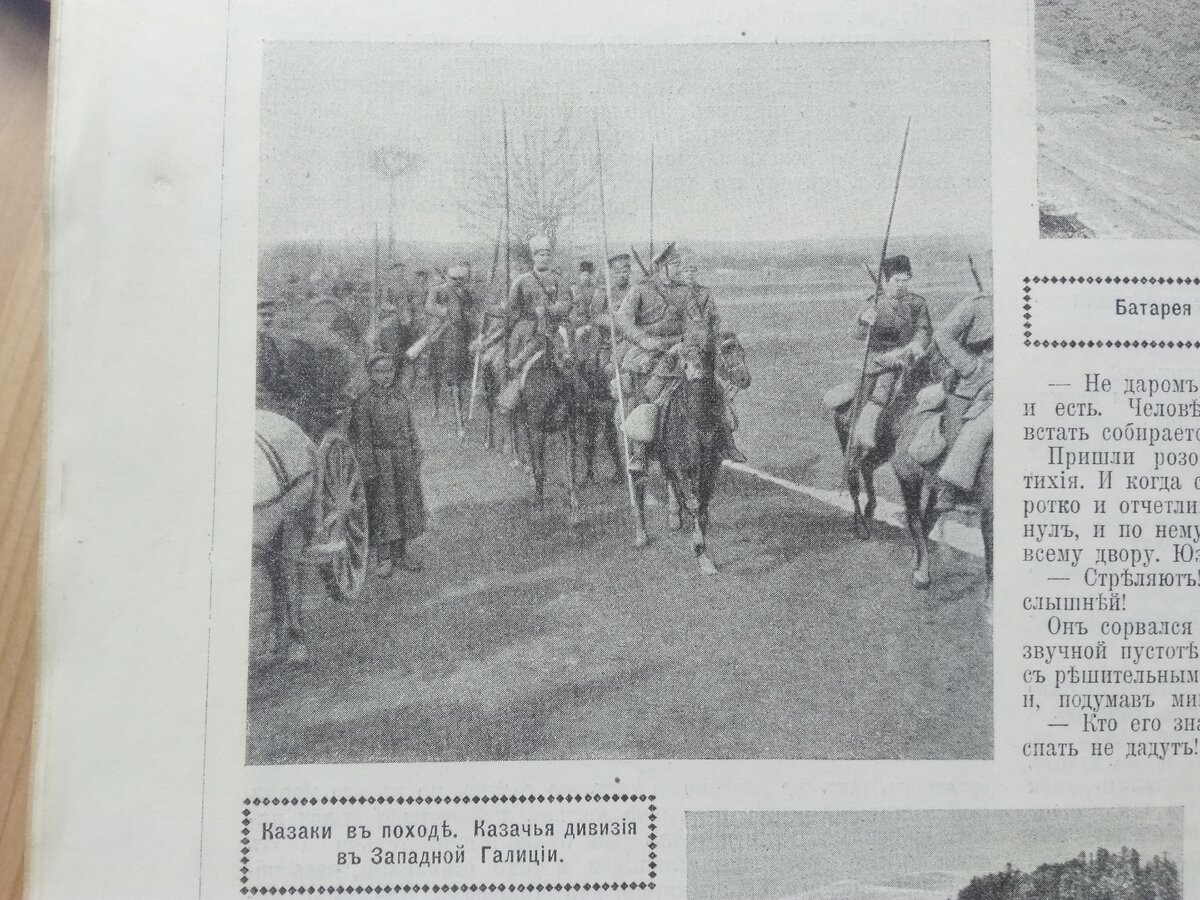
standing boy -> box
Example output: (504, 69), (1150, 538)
(351, 353), (427, 577)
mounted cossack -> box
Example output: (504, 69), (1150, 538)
(497, 234), (575, 413)
(423, 262), (491, 439)
(614, 244), (745, 473)
(824, 253), (932, 459)
(930, 289), (993, 510)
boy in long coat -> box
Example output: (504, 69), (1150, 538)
(351, 353), (427, 577)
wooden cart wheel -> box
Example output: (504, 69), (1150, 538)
(315, 431), (369, 602)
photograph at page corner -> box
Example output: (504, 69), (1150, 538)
(687, 807), (1183, 900)
(1036, 0), (1200, 239)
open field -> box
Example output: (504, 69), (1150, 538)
(247, 253), (992, 763)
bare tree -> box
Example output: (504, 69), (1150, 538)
(458, 101), (598, 253)
(370, 146), (425, 260)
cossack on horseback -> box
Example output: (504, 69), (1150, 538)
(500, 235), (575, 410)
(615, 244), (743, 472)
(425, 262), (495, 437)
(825, 253), (931, 457)
(932, 289), (993, 511)
(577, 252), (632, 376)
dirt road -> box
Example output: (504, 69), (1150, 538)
(1038, 46), (1200, 239)
(247, 394), (992, 764)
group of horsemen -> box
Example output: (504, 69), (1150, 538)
(424, 237), (738, 474)
(418, 238), (992, 507)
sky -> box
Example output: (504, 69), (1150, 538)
(686, 807), (1184, 900)
(259, 41), (991, 247)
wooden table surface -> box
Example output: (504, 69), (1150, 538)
(0, 1), (48, 897)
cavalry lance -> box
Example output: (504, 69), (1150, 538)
(405, 264), (452, 360)
(468, 219), (504, 420)
(501, 102), (520, 456)
(630, 245), (650, 279)
(648, 141), (655, 262)
(371, 222), (381, 348)
(967, 253), (984, 293)
(595, 117), (639, 511)
(843, 116), (912, 488)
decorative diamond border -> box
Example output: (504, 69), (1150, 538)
(241, 794), (657, 895)
(1024, 276), (1200, 348)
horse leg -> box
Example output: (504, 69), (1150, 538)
(263, 538), (287, 659)
(581, 407), (597, 482)
(900, 475), (931, 590)
(508, 411), (524, 469)
(520, 413), (534, 474)
(483, 399), (494, 450)
(605, 413), (624, 484)
(981, 500), (994, 582)
(566, 417), (581, 525)
(836, 409), (870, 539)
(452, 384), (466, 442)
(278, 513), (310, 664)
(848, 465), (871, 540)
(666, 480), (683, 531)
(429, 360), (441, 421)
(531, 426), (547, 507)
(862, 455), (879, 523)
(632, 474), (649, 547)
(694, 499), (717, 576)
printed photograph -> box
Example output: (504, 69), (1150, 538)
(687, 807), (1183, 900)
(249, 41), (994, 763)
(1037, 0), (1200, 238)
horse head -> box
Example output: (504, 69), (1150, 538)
(679, 344), (707, 382)
(550, 324), (576, 372)
(891, 344), (940, 401)
(717, 331), (751, 390)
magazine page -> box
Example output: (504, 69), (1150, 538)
(29, 0), (1198, 897)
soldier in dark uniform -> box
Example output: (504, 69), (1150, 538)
(615, 243), (692, 472)
(256, 297), (296, 418)
(589, 252), (633, 371)
(377, 296), (421, 394)
(571, 260), (596, 325)
(351, 353), (426, 577)
(425, 263), (482, 437)
(827, 254), (932, 458)
(675, 249), (747, 464)
(503, 234), (574, 388)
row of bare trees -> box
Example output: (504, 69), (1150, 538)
(455, 103), (598, 251)
(368, 101), (599, 260)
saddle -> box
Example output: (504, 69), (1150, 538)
(496, 348), (547, 413)
(915, 382), (946, 413)
(909, 411), (946, 466)
(906, 384), (948, 466)
(620, 371), (685, 444)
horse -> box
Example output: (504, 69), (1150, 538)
(832, 351), (993, 588)
(514, 328), (581, 521)
(631, 331), (750, 575)
(253, 317), (368, 663)
(253, 410), (318, 665)
(893, 381), (993, 589)
(573, 324), (624, 484)
(426, 323), (470, 441)
(472, 327), (517, 455)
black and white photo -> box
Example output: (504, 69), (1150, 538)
(249, 40), (994, 763)
(1036, 0), (1200, 239)
(687, 807), (1184, 900)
